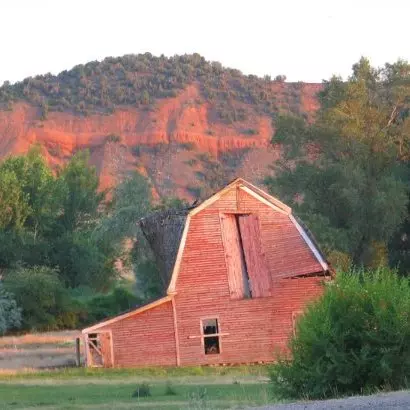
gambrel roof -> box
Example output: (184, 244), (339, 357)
(166, 178), (328, 294)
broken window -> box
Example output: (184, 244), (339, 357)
(202, 318), (220, 355)
(220, 213), (271, 299)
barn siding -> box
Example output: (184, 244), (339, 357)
(97, 301), (176, 367)
(174, 188), (326, 365)
(84, 183), (328, 368)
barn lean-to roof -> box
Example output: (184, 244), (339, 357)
(82, 178), (329, 333)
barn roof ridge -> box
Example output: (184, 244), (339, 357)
(189, 178), (292, 216)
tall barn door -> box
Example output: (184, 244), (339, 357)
(237, 214), (271, 297)
(87, 332), (114, 368)
(220, 213), (249, 299)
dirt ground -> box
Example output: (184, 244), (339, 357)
(0, 330), (82, 372)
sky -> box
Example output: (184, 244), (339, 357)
(2, 0), (410, 84)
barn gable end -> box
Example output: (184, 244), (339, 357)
(168, 178), (328, 295)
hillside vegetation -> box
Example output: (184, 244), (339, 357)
(0, 53), (310, 120)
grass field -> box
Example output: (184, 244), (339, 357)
(0, 331), (276, 409)
(0, 366), (275, 409)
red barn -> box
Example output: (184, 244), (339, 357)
(82, 178), (331, 367)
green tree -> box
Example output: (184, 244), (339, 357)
(3, 266), (73, 330)
(48, 231), (115, 290)
(0, 170), (30, 231)
(56, 151), (104, 233)
(267, 58), (410, 266)
(0, 283), (21, 335)
(0, 146), (60, 239)
(101, 172), (151, 240)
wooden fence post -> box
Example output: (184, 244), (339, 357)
(75, 337), (81, 367)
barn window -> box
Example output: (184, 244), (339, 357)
(202, 318), (220, 355)
(220, 213), (271, 299)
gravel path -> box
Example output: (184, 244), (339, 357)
(255, 390), (410, 410)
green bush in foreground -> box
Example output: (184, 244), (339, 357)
(271, 268), (410, 399)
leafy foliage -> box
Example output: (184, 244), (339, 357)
(267, 58), (410, 266)
(132, 383), (151, 398)
(0, 283), (21, 335)
(97, 172), (151, 243)
(56, 150), (104, 233)
(3, 266), (74, 331)
(0, 168), (31, 231)
(0, 146), (58, 237)
(271, 268), (410, 399)
(48, 231), (114, 289)
(78, 286), (142, 325)
(0, 53), (304, 120)
(0, 148), (126, 331)
(0, 147), (116, 287)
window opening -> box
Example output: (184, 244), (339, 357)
(202, 318), (220, 355)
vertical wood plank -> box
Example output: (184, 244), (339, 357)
(75, 337), (81, 367)
(220, 213), (246, 299)
(100, 332), (113, 368)
(171, 297), (181, 366)
(238, 214), (271, 297)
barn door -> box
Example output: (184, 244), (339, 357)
(220, 213), (250, 299)
(87, 332), (113, 368)
(237, 214), (271, 297)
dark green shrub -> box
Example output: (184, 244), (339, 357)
(164, 381), (177, 396)
(0, 283), (22, 335)
(3, 266), (75, 331)
(271, 268), (410, 399)
(106, 134), (121, 143)
(241, 128), (258, 136)
(132, 383), (151, 398)
(184, 158), (198, 167)
(187, 186), (202, 198)
(49, 232), (114, 290)
(178, 142), (196, 151)
(83, 286), (142, 324)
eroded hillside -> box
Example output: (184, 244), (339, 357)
(0, 54), (322, 198)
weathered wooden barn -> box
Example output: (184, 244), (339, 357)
(82, 178), (331, 367)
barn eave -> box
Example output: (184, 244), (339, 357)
(81, 295), (172, 334)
